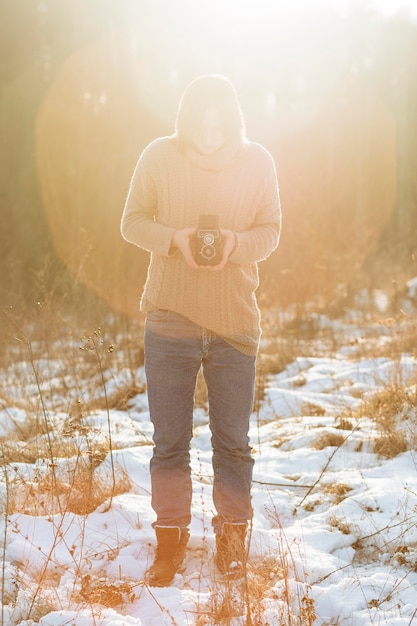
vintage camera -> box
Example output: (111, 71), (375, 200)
(192, 215), (223, 265)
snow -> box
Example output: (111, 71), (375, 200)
(1, 291), (417, 625)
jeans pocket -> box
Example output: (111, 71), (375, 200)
(145, 310), (199, 340)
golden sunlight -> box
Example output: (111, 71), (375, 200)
(35, 1), (397, 314)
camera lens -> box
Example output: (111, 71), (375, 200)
(201, 244), (216, 259)
(203, 234), (215, 245)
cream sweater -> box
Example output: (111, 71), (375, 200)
(121, 136), (281, 355)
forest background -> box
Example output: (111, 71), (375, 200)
(1, 0), (417, 329)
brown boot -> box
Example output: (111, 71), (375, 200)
(145, 526), (189, 587)
(215, 522), (247, 575)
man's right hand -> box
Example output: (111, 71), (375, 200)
(171, 228), (199, 269)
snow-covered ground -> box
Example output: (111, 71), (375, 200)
(1, 287), (417, 625)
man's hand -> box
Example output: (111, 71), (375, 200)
(206, 229), (236, 271)
(171, 228), (199, 269)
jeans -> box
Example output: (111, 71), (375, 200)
(144, 310), (256, 530)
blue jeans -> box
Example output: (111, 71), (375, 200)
(144, 310), (256, 531)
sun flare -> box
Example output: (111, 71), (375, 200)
(35, 0), (397, 315)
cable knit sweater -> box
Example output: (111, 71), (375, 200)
(121, 135), (281, 355)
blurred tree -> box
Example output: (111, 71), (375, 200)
(367, 14), (417, 248)
(1, 0), (416, 314)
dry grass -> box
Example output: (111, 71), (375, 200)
(7, 463), (132, 516)
(322, 482), (352, 504)
(356, 384), (417, 458)
(195, 550), (317, 626)
(313, 432), (346, 450)
(79, 575), (137, 607)
(0, 419), (109, 466)
(1, 275), (417, 624)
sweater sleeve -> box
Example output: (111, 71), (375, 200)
(121, 142), (176, 257)
(229, 156), (282, 265)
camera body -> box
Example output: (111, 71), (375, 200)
(192, 214), (223, 265)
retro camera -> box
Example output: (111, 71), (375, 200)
(192, 214), (223, 265)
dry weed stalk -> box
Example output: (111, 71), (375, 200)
(0, 313), (136, 623)
(79, 328), (117, 509)
(1, 452), (11, 626)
